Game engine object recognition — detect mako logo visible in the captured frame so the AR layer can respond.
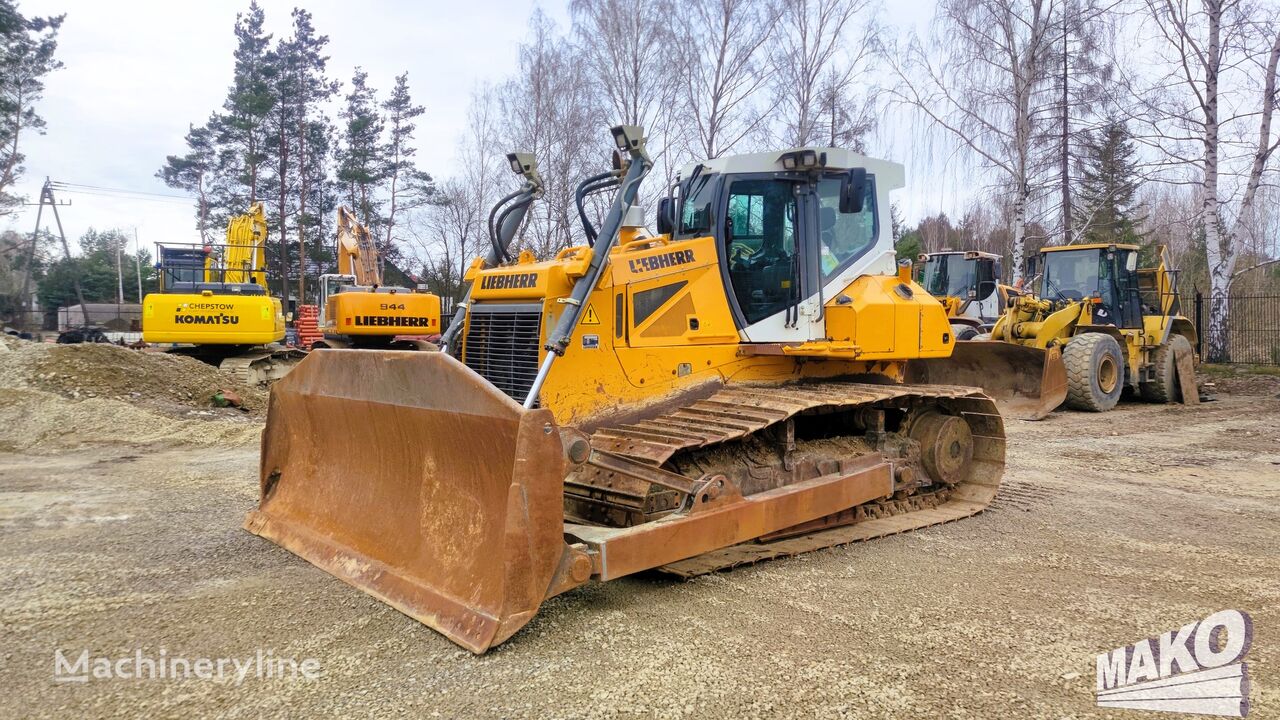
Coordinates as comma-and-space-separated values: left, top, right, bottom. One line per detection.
480, 273, 539, 290
174, 314, 239, 325
628, 249, 695, 274
352, 316, 434, 327
1095, 609, 1253, 717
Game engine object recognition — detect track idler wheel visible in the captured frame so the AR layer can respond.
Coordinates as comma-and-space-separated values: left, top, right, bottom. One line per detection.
909, 411, 974, 486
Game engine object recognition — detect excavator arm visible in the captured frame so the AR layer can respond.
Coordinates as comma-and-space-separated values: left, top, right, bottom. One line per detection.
336, 207, 382, 287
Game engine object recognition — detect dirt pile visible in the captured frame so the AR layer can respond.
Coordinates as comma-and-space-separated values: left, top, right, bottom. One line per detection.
0, 337, 267, 411
0, 336, 266, 452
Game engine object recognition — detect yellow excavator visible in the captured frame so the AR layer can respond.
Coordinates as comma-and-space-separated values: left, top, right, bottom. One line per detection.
142, 202, 302, 383
245, 128, 1006, 653
312, 207, 442, 350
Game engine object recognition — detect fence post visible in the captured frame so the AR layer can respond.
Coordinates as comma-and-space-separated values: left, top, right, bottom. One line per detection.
1194, 290, 1203, 358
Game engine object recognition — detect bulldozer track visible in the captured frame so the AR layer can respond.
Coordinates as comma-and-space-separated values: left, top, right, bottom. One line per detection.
586, 382, 1006, 577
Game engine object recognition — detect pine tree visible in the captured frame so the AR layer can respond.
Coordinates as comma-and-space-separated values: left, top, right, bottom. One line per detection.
208, 1, 275, 227
336, 68, 388, 239
156, 122, 217, 243
0, 0, 63, 215
261, 8, 336, 305
1073, 120, 1144, 247
381, 72, 434, 266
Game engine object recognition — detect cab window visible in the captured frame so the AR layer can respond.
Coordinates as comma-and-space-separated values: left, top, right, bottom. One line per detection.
676, 174, 717, 239
725, 178, 798, 324
816, 176, 876, 278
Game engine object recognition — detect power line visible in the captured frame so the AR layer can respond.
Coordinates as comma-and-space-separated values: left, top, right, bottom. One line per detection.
49, 181, 197, 202
49, 186, 195, 205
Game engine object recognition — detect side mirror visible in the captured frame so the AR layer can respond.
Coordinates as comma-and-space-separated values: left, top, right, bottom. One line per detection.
1125, 253, 1138, 272
1022, 254, 1038, 280
977, 280, 997, 299
839, 168, 867, 214
656, 197, 675, 235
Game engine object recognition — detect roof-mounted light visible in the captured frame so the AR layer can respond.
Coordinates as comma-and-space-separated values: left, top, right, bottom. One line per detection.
779, 149, 827, 171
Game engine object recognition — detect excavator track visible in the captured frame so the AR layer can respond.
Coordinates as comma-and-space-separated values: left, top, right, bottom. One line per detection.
567, 382, 1005, 577
217, 347, 307, 385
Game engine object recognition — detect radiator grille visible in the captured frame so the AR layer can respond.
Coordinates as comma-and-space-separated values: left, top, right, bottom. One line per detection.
463, 303, 544, 402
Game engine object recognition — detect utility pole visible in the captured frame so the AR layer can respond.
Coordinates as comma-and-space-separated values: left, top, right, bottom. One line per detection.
115, 231, 125, 304
133, 227, 143, 302
19, 179, 86, 330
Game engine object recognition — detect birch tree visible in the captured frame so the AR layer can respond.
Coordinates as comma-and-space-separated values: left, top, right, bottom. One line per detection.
771, 0, 877, 149
673, 0, 782, 159
1127, 0, 1280, 361
884, 0, 1061, 282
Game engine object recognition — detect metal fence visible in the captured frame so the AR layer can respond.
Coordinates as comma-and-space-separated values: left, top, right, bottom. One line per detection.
1183, 292, 1280, 365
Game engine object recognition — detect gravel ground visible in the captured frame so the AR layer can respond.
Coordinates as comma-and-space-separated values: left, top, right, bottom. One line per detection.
1, 390, 1277, 719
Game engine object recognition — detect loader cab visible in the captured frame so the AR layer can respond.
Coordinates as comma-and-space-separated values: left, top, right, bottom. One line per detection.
672, 148, 901, 342
918, 251, 1003, 325
1039, 244, 1142, 328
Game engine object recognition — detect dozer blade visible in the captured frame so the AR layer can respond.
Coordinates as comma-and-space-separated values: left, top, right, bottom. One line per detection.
906, 341, 1067, 420
243, 350, 580, 653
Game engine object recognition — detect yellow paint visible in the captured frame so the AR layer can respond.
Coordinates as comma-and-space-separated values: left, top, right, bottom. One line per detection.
142, 292, 284, 345
323, 291, 442, 336
143, 203, 282, 345
986, 244, 1195, 390
461, 232, 956, 427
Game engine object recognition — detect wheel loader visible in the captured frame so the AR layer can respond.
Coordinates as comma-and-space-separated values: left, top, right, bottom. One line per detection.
981, 243, 1198, 412
908, 249, 1067, 420
142, 202, 303, 384
245, 128, 1006, 653
312, 207, 442, 350
918, 250, 1016, 339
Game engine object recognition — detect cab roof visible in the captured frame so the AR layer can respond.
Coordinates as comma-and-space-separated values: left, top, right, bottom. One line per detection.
678, 148, 905, 191
1041, 243, 1139, 253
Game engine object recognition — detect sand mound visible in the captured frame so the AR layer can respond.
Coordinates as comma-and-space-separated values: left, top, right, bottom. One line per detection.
0, 387, 261, 452
0, 337, 268, 452
0, 339, 267, 412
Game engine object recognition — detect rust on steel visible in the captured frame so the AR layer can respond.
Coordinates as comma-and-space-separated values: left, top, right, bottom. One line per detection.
247, 351, 1005, 653
906, 341, 1068, 420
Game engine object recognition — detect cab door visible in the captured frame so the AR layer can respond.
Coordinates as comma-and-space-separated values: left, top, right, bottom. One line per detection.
718, 174, 811, 343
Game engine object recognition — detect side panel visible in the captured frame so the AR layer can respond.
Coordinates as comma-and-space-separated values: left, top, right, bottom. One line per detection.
324, 291, 442, 337
142, 293, 283, 345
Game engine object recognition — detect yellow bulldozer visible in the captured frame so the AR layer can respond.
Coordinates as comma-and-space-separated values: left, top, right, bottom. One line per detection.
245, 128, 1006, 653
982, 243, 1198, 411
142, 202, 303, 383
312, 207, 442, 350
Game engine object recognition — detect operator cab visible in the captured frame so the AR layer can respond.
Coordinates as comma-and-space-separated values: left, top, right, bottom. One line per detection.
658, 148, 901, 342
918, 250, 1005, 329
1036, 244, 1143, 329
155, 243, 266, 296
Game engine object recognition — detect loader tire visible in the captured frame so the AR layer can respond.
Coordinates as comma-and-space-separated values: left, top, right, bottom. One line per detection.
1062, 333, 1124, 412
955, 325, 981, 341
1140, 334, 1191, 403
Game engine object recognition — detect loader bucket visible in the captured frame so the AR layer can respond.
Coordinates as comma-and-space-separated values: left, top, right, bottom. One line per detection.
244, 350, 576, 653
906, 341, 1067, 420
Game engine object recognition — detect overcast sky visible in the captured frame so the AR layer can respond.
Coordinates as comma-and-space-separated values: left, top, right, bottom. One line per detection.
7, 0, 937, 254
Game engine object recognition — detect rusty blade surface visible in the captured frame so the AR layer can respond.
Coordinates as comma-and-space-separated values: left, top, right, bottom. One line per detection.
906, 341, 1067, 420
244, 350, 571, 653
